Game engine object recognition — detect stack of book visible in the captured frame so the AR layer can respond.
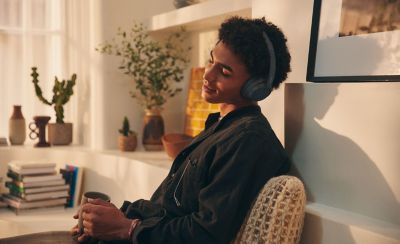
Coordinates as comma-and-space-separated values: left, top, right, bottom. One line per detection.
3, 161, 69, 212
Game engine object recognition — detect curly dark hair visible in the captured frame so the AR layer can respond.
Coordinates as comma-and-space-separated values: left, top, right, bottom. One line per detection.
218, 16, 291, 89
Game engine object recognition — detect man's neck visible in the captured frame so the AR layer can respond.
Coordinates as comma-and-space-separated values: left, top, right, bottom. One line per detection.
219, 101, 257, 117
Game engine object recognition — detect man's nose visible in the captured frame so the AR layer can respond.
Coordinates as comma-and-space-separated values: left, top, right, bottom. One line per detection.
203, 64, 217, 83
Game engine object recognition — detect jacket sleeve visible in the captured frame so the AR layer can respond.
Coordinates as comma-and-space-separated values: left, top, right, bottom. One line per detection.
131, 132, 288, 244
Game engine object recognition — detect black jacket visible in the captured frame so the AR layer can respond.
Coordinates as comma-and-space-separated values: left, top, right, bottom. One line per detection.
121, 105, 290, 244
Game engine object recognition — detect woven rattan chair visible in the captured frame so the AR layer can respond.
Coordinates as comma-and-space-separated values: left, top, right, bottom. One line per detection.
233, 175, 306, 244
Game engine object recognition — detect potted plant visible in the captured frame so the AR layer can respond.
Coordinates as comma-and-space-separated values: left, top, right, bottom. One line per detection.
31, 67, 76, 145
96, 21, 190, 150
118, 116, 137, 151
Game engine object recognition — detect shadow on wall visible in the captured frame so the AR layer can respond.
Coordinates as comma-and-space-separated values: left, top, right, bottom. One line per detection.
82, 168, 125, 206
300, 212, 358, 244
315, 35, 384, 76
285, 83, 400, 242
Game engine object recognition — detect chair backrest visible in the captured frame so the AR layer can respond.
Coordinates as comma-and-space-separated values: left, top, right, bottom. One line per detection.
233, 175, 306, 244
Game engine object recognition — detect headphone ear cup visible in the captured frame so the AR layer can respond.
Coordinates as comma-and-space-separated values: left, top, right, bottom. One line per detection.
240, 77, 272, 101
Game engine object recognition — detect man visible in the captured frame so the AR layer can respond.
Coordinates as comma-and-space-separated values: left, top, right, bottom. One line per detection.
72, 16, 291, 244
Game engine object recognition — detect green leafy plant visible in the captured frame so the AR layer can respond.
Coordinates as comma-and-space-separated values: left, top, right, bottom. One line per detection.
119, 116, 136, 136
31, 67, 77, 123
96, 22, 191, 110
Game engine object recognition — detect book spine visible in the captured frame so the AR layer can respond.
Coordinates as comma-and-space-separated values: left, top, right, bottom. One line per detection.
65, 165, 77, 208
60, 168, 73, 207
5, 181, 24, 193
24, 191, 69, 201
72, 167, 83, 207
7, 171, 61, 183
7, 171, 22, 181
24, 184, 69, 194
9, 189, 25, 198
8, 161, 56, 169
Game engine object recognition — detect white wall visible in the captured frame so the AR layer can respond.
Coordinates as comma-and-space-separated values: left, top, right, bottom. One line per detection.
286, 83, 400, 222
252, 0, 314, 143
252, 0, 400, 243
85, 0, 175, 150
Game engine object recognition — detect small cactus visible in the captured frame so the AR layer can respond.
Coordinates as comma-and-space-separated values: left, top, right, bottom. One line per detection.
31, 67, 76, 123
119, 116, 135, 136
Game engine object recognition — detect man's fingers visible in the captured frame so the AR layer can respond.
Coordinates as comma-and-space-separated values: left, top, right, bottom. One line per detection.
87, 198, 112, 206
81, 203, 94, 213
70, 224, 79, 236
81, 201, 115, 214
77, 233, 89, 243
83, 225, 94, 237
82, 218, 93, 228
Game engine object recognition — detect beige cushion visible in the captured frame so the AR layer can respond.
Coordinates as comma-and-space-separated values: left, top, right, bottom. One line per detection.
233, 175, 306, 244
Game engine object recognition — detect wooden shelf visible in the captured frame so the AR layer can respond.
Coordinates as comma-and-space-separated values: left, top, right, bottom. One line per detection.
148, 0, 251, 32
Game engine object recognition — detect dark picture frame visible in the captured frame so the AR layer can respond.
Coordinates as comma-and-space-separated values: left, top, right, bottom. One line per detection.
307, 0, 400, 82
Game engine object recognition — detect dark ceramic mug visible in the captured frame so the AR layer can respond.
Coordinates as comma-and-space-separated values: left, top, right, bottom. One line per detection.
78, 191, 111, 234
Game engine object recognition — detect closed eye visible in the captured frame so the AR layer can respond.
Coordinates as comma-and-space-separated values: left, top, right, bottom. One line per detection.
209, 50, 233, 77
220, 65, 232, 77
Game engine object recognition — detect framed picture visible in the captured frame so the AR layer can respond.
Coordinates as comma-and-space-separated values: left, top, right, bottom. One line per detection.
307, 0, 400, 82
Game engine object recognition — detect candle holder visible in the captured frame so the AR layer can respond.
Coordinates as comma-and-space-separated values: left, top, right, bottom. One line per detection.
29, 116, 51, 147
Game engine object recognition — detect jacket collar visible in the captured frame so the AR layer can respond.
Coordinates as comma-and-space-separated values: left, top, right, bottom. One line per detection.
173, 105, 261, 166
205, 105, 261, 131
191, 105, 261, 145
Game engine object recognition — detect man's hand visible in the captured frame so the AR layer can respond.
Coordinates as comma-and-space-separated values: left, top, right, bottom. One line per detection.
80, 198, 132, 240
70, 212, 90, 243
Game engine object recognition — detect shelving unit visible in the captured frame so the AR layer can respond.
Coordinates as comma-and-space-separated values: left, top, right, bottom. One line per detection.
148, 0, 251, 32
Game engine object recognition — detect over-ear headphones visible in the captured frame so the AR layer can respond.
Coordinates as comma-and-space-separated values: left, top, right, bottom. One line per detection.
240, 32, 276, 101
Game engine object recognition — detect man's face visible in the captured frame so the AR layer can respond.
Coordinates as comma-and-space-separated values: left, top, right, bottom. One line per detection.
202, 41, 250, 104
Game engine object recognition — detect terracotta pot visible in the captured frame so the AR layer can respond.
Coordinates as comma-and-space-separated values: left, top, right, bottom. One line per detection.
142, 108, 164, 151
118, 135, 137, 152
9, 105, 26, 145
162, 133, 193, 159
48, 123, 73, 145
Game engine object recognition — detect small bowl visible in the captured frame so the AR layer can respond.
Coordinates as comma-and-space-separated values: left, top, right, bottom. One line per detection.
162, 133, 193, 159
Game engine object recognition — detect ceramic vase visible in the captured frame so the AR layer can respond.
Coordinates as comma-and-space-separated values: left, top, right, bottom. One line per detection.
9, 105, 26, 145
142, 108, 164, 151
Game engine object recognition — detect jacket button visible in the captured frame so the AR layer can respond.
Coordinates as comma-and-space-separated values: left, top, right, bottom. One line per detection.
190, 159, 197, 167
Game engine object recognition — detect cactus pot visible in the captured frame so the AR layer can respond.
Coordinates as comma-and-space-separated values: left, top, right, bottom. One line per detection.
48, 123, 73, 145
118, 134, 137, 152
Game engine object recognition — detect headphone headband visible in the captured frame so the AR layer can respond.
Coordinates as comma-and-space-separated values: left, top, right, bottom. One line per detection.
262, 32, 276, 90
240, 31, 277, 101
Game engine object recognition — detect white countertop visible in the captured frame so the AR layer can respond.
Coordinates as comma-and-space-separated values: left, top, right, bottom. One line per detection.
0, 145, 173, 169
